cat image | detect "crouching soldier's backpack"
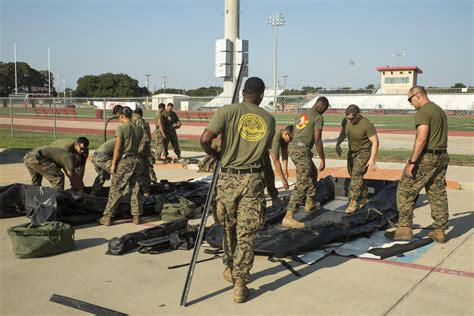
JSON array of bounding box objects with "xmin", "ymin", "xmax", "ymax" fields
[
  {"xmin": 7, "ymin": 221, "xmax": 75, "ymax": 259},
  {"xmin": 158, "ymin": 197, "xmax": 197, "ymax": 222}
]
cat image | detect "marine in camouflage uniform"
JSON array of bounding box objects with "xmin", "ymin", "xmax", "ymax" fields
[
  {"xmin": 91, "ymin": 139, "xmax": 115, "ymax": 195},
  {"xmin": 132, "ymin": 109, "xmax": 152, "ymax": 195},
  {"xmin": 200, "ymin": 77, "xmax": 275, "ymax": 303},
  {"xmin": 163, "ymin": 103, "xmax": 182, "ymax": 159},
  {"xmin": 335, "ymin": 104, "xmax": 379, "ymax": 213},
  {"xmin": 154, "ymin": 103, "xmax": 167, "ymax": 161},
  {"xmin": 99, "ymin": 106, "xmax": 144, "ymax": 226},
  {"xmin": 283, "ymin": 97, "xmax": 330, "ymax": 229},
  {"xmin": 50, "ymin": 137, "xmax": 89, "ymax": 184},
  {"xmin": 23, "ymin": 146, "xmax": 84, "ymax": 191},
  {"xmin": 394, "ymin": 86, "xmax": 450, "ymax": 243},
  {"xmin": 263, "ymin": 125, "xmax": 293, "ymax": 206}
]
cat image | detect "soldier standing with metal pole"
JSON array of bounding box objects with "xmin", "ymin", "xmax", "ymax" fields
[{"xmin": 200, "ymin": 77, "xmax": 275, "ymax": 303}]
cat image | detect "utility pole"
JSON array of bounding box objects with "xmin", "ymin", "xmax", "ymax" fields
[
  {"xmin": 162, "ymin": 76, "xmax": 167, "ymax": 94},
  {"xmin": 145, "ymin": 74, "xmax": 151, "ymax": 108},
  {"xmin": 282, "ymin": 75, "xmax": 288, "ymax": 89},
  {"xmin": 14, "ymin": 42, "xmax": 18, "ymax": 95},
  {"xmin": 349, "ymin": 60, "xmax": 355, "ymax": 90},
  {"xmin": 48, "ymin": 47, "xmax": 51, "ymax": 96}
]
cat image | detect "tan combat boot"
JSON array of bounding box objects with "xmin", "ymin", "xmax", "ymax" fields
[
  {"xmin": 133, "ymin": 215, "xmax": 142, "ymax": 225},
  {"xmin": 223, "ymin": 268, "xmax": 234, "ymax": 284},
  {"xmin": 345, "ymin": 200, "xmax": 358, "ymax": 214},
  {"xmin": 393, "ymin": 226, "xmax": 413, "ymax": 241},
  {"xmin": 428, "ymin": 229, "xmax": 445, "ymax": 243},
  {"xmin": 359, "ymin": 197, "xmax": 370, "ymax": 207},
  {"xmin": 304, "ymin": 199, "xmax": 320, "ymax": 213},
  {"xmin": 99, "ymin": 215, "xmax": 112, "ymax": 226},
  {"xmin": 282, "ymin": 211, "xmax": 305, "ymax": 229},
  {"xmin": 233, "ymin": 279, "xmax": 248, "ymax": 303}
]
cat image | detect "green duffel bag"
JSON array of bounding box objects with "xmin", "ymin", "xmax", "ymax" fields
[
  {"xmin": 7, "ymin": 221, "xmax": 75, "ymax": 259},
  {"xmin": 160, "ymin": 197, "xmax": 196, "ymax": 222}
]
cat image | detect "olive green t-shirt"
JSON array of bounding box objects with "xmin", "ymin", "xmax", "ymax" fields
[
  {"xmin": 51, "ymin": 138, "xmax": 75, "ymax": 153},
  {"xmin": 115, "ymin": 122, "xmax": 143, "ymax": 154},
  {"xmin": 163, "ymin": 111, "xmax": 181, "ymax": 131},
  {"xmin": 415, "ymin": 102, "xmax": 448, "ymax": 150},
  {"xmin": 96, "ymin": 139, "xmax": 115, "ymax": 154},
  {"xmin": 131, "ymin": 113, "xmax": 151, "ymax": 144},
  {"xmin": 206, "ymin": 102, "xmax": 276, "ymax": 169},
  {"xmin": 341, "ymin": 116, "xmax": 376, "ymax": 152},
  {"xmin": 37, "ymin": 146, "xmax": 76, "ymax": 172},
  {"xmin": 292, "ymin": 109, "xmax": 324, "ymax": 147},
  {"xmin": 155, "ymin": 111, "xmax": 165, "ymax": 128},
  {"xmin": 269, "ymin": 129, "xmax": 289, "ymax": 159}
]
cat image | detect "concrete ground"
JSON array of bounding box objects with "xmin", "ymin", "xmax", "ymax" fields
[{"xmin": 0, "ymin": 150, "xmax": 473, "ymax": 315}]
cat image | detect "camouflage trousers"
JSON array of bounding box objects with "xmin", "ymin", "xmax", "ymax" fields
[
  {"xmin": 163, "ymin": 129, "xmax": 181, "ymax": 157},
  {"xmin": 23, "ymin": 150, "xmax": 64, "ymax": 190},
  {"xmin": 262, "ymin": 151, "xmax": 279, "ymax": 199},
  {"xmin": 140, "ymin": 145, "xmax": 152, "ymax": 195},
  {"xmin": 397, "ymin": 152, "xmax": 449, "ymax": 230},
  {"xmin": 103, "ymin": 155, "xmax": 144, "ymax": 217},
  {"xmin": 91, "ymin": 152, "xmax": 112, "ymax": 194},
  {"xmin": 287, "ymin": 143, "xmax": 317, "ymax": 212},
  {"xmin": 214, "ymin": 172, "xmax": 266, "ymax": 281},
  {"xmin": 347, "ymin": 149, "xmax": 370, "ymax": 201},
  {"xmin": 155, "ymin": 130, "xmax": 164, "ymax": 160}
]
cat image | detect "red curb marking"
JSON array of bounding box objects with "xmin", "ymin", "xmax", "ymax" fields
[{"xmin": 358, "ymin": 257, "xmax": 474, "ymax": 278}]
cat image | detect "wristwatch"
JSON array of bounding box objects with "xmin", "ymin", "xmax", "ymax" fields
[{"xmin": 408, "ymin": 160, "xmax": 416, "ymax": 165}]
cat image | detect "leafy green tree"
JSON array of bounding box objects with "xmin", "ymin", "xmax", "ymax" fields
[
  {"xmin": 75, "ymin": 73, "xmax": 149, "ymax": 97},
  {"xmin": 0, "ymin": 62, "xmax": 47, "ymax": 97},
  {"xmin": 365, "ymin": 84, "xmax": 375, "ymax": 89},
  {"xmin": 452, "ymin": 83, "xmax": 466, "ymax": 88}
]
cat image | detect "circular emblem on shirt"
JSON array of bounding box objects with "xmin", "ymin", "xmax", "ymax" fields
[
  {"xmin": 296, "ymin": 113, "xmax": 309, "ymax": 129},
  {"xmin": 238, "ymin": 114, "xmax": 267, "ymax": 142}
]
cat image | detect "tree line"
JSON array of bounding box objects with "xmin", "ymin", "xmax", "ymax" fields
[{"xmin": 0, "ymin": 61, "xmax": 470, "ymax": 98}]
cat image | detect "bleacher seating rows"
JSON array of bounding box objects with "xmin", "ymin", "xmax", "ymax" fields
[{"xmin": 303, "ymin": 94, "xmax": 474, "ymax": 111}]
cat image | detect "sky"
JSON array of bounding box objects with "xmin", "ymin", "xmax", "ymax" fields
[{"xmin": 1, "ymin": 0, "xmax": 472, "ymax": 91}]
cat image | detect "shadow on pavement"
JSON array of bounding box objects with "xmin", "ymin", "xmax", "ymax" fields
[{"xmin": 75, "ymin": 237, "xmax": 108, "ymax": 250}]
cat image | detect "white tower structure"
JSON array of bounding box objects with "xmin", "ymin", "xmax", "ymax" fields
[{"xmin": 216, "ymin": 0, "xmax": 248, "ymax": 97}]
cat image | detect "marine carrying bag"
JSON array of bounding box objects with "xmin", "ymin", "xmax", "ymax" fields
[{"xmin": 7, "ymin": 221, "xmax": 75, "ymax": 259}]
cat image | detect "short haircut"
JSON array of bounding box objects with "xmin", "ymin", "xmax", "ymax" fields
[
  {"xmin": 134, "ymin": 107, "xmax": 143, "ymax": 117},
  {"xmin": 158, "ymin": 103, "xmax": 166, "ymax": 109},
  {"xmin": 119, "ymin": 106, "xmax": 133, "ymax": 118},
  {"xmin": 167, "ymin": 103, "xmax": 174, "ymax": 108},
  {"xmin": 76, "ymin": 136, "xmax": 89, "ymax": 147},
  {"xmin": 112, "ymin": 104, "xmax": 123, "ymax": 115},
  {"xmin": 243, "ymin": 77, "xmax": 265, "ymax": 95},
  {"xmin": 409, "ymin": 86, "xmax": 426, "ymax": 96},
  {"xmin": 285, "ymin": 125, "xmax": 294, "ymax": 135},
  {"xmin": 315, "ymin": 96, "xmax": 329, "ymax": 108},
  {"xmin": 346, "ymin": 104, "xmax": 360, "ymax": 116}
]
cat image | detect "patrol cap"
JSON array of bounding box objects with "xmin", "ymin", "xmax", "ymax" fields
[{"xmin": 243, "ymin": 77, "xmax": 265, "ymax": 94}]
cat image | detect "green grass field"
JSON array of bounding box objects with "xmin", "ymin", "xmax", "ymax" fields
[
  {"xmin": 1, "ymin": 129, "xmax": 472, "ymax": 165},
  {"xmin": 1, "ymin": 107, "xmax": 472, "ymax": 132}
]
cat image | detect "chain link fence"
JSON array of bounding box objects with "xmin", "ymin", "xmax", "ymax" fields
[{"xmin": 1, "ymin": 94, "xmax": 473, "ymax": 165}]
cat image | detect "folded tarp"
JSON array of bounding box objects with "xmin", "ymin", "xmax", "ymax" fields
[
  {"xmin": 0, "ymin": 181, "xmax": 210, "ymax": 226},
  {"xmin": 206, "ymin": 180, "xmax": 399, "ymax": 258},
  {"xmin": 205, "ymin": 176, "xmax": 336, "ymax": 248}
]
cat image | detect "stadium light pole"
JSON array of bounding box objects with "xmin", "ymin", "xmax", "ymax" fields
[
  {"xmin": 162, "ymin": 76, "xmax": 167, "ymax": 94},
  {"xmin": 14, "ymin": 42, "xmax": 18, "ymax": 95},
  {"xmin": 268, "ymin": 13, "xmax": 286, "ymax": 112},
  {"xmin": 349, "ymin": 60, "xmax": 355, "ymax": 90},
  {"xmin": 392, "ymin": 50, "xmax": 406, "ymax": 66},
  {"xmin": 145, "ymin": 74, "xmax": 151, "ymax": 108}
]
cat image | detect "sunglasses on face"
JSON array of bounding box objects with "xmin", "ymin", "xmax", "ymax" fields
[{"xmin": 408, "ymin": 92, "xmax": 420, "ymax": 103}]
